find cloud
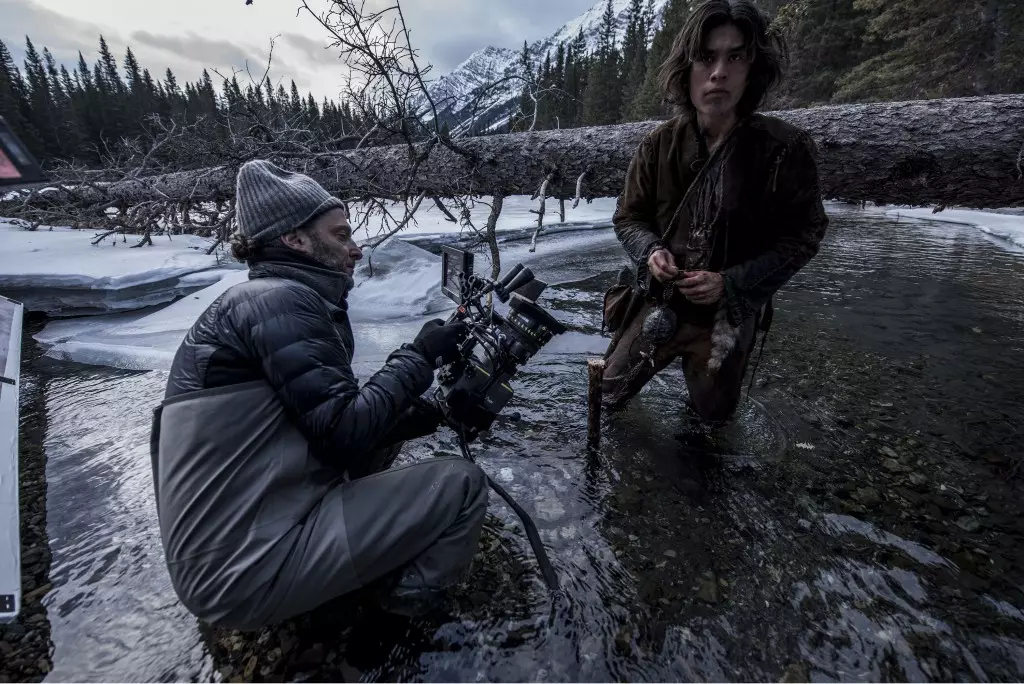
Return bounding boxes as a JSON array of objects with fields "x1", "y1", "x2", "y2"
[
  {"x1": 0, "y1": 0, "x2": 121, "y2": 64},
  {"x1": 0, "y1": 0, "x2": 602, "y2": 100},
  {"x1": 131, "y1": 31, "x2": 303, "y2": 85},
  {"x1": 280, "y1": 33, "x2": 338, "y2": 66}
]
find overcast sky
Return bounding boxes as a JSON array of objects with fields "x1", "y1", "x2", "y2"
[{"x1": 1, "y1": 0, "x2": 597, "y2": 100}]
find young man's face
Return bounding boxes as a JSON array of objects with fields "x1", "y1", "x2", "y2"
[
  {"x1": 688, "y1": 22, "x2": 751, "y2": 123},
  {"x1": 285, "y1": 207, "x2": 363, "y2": 276}
]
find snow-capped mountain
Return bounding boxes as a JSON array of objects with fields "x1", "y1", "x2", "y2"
[{"x1": 422, "y1": 0, "x2": 669, "y2": 136}]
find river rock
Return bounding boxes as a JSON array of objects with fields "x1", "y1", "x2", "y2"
[
  {"x1": 780, "y1": 662, "x2": 810, "y2": 683},
  {"x1": 697, "y1": 573, "x2": 720, "y2": 604},
  {"x1": 853, "y1": 487, "x2": 882, "y2": 506},
  {"x1": 882, "y1": 458, "x2": 911, "y2": 474},
  {"x1": 880, "y1": 446, "x2": 900, "y2": 459},
  {"x1": 295, "y1": 643, "x2": 326, "y2": 669},
  {"x1": 956, "y1": 516, "x2": 981, "y2": 533}
]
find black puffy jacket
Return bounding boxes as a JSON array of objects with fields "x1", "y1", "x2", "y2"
[{"x1": 165, "y1": 247, "x2": 436, "y2": 473}]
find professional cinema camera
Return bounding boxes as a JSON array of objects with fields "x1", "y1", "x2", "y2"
[
  {"x1": 432, "y1": 245, "x2": 567, "y2": 439},
  {"x1": 429, "y1": 245, "x2": 566, "y2": 591}
]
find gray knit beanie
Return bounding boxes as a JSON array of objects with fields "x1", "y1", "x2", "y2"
[{"x1": 234, "y1": 160, "x2": 346, "y2": 246}]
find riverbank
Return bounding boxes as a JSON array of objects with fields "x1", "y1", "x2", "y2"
[{"x1": 0, "y1": 314, "x2": 53, "y2": 683}]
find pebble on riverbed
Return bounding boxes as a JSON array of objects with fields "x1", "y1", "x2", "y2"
[{"x1": 0, "y1": 334, "x2": 54, "y2": 684}]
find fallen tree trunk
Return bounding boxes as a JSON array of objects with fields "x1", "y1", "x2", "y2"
[{"x1": 7, "y1": 95, "x2": 1024, "y2": 211}]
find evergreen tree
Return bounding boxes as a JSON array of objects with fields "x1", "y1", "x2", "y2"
[
  {"x1": 834, "y1": 0, "x2": 1013, "y2": 101},
  {"x1": 619, "y1": 0, "x2": 650, "y2": 121},
  {"x1": 628, "y1": 0, "x2": 690, "y2": 120},
  {"x1": 511, "y1": 40, "x2": 536, "y2": 131},
  {"x1": 582, "y1": 0, "x2": 623, "y2": 125},
  {"x1": 289, "y1": 80, "x2": 303, "y2": 118},
  {"x1": 773, "y1": 0, "x2": 878, "y2": 106},
  {"x1": 98, "y1": 36, "x2": 123, "y2": 94},
  {"x1": 566, "y1": 28, "x2": 589, "y2": 127},
  {"x1": 22, "y1": 37, "x2": 61, "y2": 158},
  {"x1": 0, "y1": 38, "x2": 39, "y2": 154}
]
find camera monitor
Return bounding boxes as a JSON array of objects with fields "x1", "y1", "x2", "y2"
[
  {"x1": 0, "y1": 117, "x2": 48, "y2": 191},
  {"x1": 441, "y1": 245, "x2": 474, "y2": 304}
]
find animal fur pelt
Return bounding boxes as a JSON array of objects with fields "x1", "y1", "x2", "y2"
[{"x1": 707, "y1": 304, "x2": 741, "y2": 374}]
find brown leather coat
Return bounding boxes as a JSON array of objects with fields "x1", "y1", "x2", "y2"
[{"x1": 608, "y1": 112, "x2": 829, "y2": 330}]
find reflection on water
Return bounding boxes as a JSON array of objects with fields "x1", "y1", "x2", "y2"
[
  {"x1": 27, "y1": 208, "x2": 1024, "y2": 681},
  {"x1": 39, "y1": 368, "x2": 212, "y2": 682}
]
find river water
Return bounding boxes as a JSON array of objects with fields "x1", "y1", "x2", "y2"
[{"x1": 20, "y1": 206, "x2": 1024, "y2": 682}]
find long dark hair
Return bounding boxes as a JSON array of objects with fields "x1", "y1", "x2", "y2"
[{"x1": 657, "y1": 0, "x2": 789, "y2": 117}]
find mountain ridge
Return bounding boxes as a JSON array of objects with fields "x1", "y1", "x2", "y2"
[{"x1": 422, "y1": 0, "x2": 669, "y2": 135}]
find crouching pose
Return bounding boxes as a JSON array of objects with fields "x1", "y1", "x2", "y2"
[
  {"x1": 150, "y1": 160, "x2": 487, "y2": 630},
  {"x1": 602, "y1": 0, "x2": 828, "y2": 423}
]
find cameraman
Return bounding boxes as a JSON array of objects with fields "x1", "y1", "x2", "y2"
[{"x1": 150, "y1": 160, "x2": 488, "y2": 631}]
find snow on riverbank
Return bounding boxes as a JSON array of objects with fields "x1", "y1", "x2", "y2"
[
  {"x1": 35, "y1": 239, "x2": 452, "y2": 371},
  {"x1": 880, "y1": 207, "x2": 1024, "y2": 252},
  {"x1": 352, "y1": 195, "x2": 618, "y2": 238},
  {"x1": 0, "y1": 221, "x2": 241, "y2": 316}
]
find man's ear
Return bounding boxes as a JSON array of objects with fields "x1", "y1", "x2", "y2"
[{"x1": 279, "y1": 231, "x2": 305, "y2": 250}]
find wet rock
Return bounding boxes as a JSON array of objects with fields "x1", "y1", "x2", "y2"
[
  {"x1": 614, "y1": 628, "x2": 632, "y2": 656},
  {"x1": 295, "y1": 643, "x2": 326, "y2": 669},
  {"x1": 697, "y1": 573, "x2": 720, "y2": 604},
  {"x1": 933, "y1": 492, "x2": 966, "y2": 512},
  {"x1": 852, "y1": 487, "x2": 882, "y2": 506},
  {"x1": 243, "y1": 655, "x2": 258, "y2": 681},
  {"x1": 909, "y1": 472, "x2": 928, "y2": 487},
  {"x1": 956, "y1": 516, "x2": 981, "y2": 533},
  {"x1": 780, "y1": 662, "x2": 810, "y2": 682},
  {"x1": 26, "y1": 613, "x2": 45, "y2": 624},
  {"x1": 339, "y1": 662, "x2": 363, "y2": 681},
  {"x1": 2, "y1": 624, "x2": 25, "y2": 640},
  {"x1": 797, "y1": 518, "x2": 812, "y2": 532},
  {"x1": 22, "y1": 584, "x2": 50, "y2": 603},
  {"x1": 882, "y1": 458, "x2": 911, "y2": 474},
  {"x1": 663, "y1": 550, "x2": 677, "y2": 559},
  {"x1": 879, "y1": 446, "x2": 901, "y2": 460}
]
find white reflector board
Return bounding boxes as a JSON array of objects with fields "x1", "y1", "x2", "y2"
[{"x1": 0, "y1": 295, "x2": 23, "y2": 622}]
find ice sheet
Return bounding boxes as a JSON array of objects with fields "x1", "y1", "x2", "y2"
[
  {"x1": 34, "y1": 227, "x2": 617, "y2": 373},
  {"x1": 881, "y1": 207, "x2": 1024, "y2": 252},
  {"x1": 36, "y1": 239, "x2": 454, "y2": 371},
  {"x1": 0, "y1": 221, "x2": 242, "y2": 315}
]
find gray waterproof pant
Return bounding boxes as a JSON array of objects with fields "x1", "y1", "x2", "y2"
[
  {"x1": 246, "y1": 456, "x2": 489, "y2": 628},
  {"x1": 154, "y1": 380, "x2": 490, "y2": 631}
]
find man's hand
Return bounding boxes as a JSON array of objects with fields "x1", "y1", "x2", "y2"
[
  {"x1": 647, "y1": 248, "x2": 679, "y2": 283},
  {"x1": 678, "y1": 271, "x2": 725, "y2": 305},
  {"x1": 412, "y1": 318, "x2": 469, "y2": 368}
]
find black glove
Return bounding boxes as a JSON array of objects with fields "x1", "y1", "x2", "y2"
[
  {"x1": 412, "y1": 318, "x2": 469, "y2": 368},
  {"x1": 375, "y1": 397, "x2": 444, "y2": 449}
]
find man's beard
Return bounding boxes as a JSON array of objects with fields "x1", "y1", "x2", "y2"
[{"x1": 307, "y1": 232, "x2": 350, "y2": 273}]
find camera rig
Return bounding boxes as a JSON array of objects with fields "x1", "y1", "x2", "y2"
[
  {"x1": 434, "y1": 246, "x2": 567, "y2": 439},
  {"x1": 432, "y1": 245, "x2": 567, "y2": 591}
]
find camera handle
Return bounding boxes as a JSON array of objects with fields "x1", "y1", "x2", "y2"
[{"x1": 456, "y1": 429, "x2": 561, "y2": 592}]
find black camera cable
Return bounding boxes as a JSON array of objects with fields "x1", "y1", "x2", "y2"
[{"x1": 456, "y1": 428, "x2": 560, "y2": 592}]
